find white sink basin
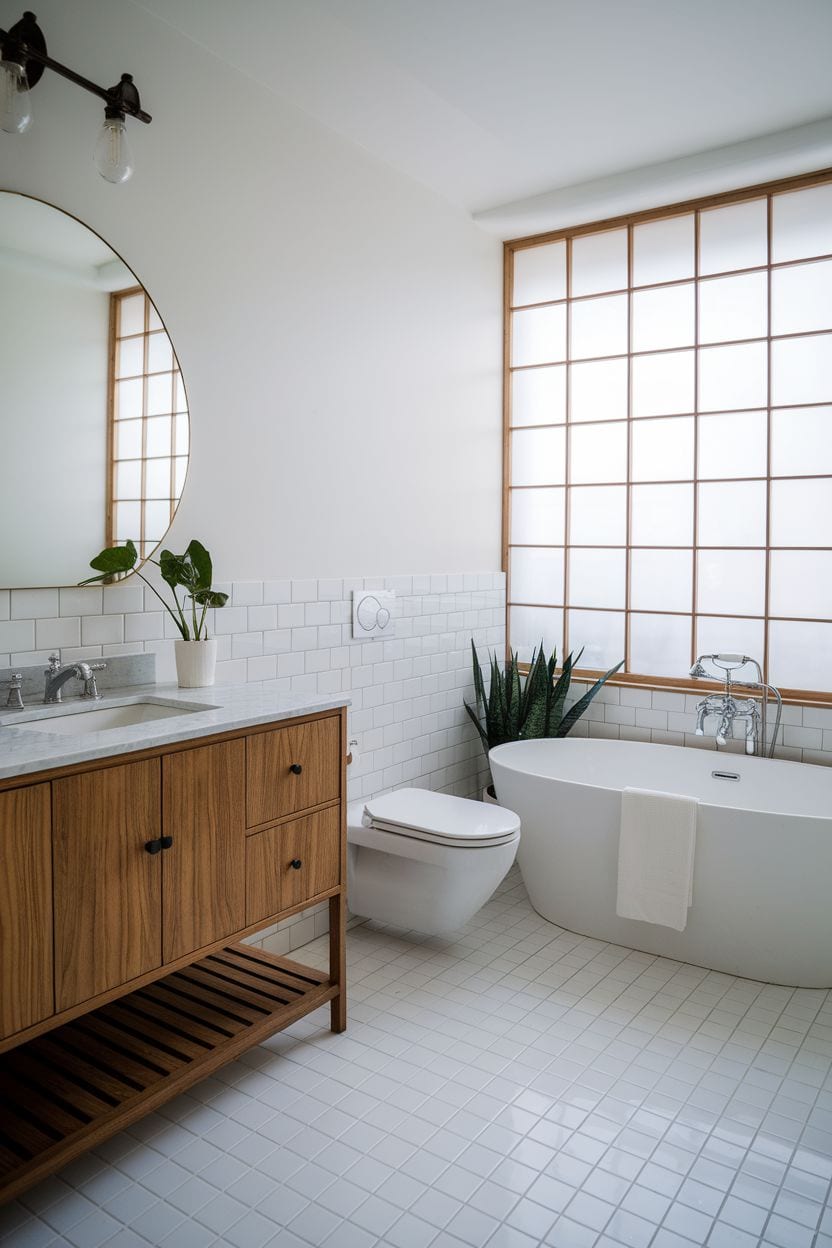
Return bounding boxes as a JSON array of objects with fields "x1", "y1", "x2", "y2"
[{"x1": 11, "y1": 700, "x2": 213, "y2": 735}]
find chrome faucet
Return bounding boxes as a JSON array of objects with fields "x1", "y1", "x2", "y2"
[
  {"x1": 690, "y1": 653, "x2": 782, "y2": 758},
  {"x1": 43, "y1": 654, "x2": 107, "y2": 704}
]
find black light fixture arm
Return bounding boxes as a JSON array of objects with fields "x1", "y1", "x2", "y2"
[{"x1": 0, "y1": 11, "x2": 151, "y2": 123}]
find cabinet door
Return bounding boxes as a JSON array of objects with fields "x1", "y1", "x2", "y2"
[
  {"x1": 246, "y1": 805, "x2": 341, "y2": 925},
  {"x1": 162, "y1": 739, "x2": 245, "y2": 963},
  {"x1": 53, "y1": 760, "x2": 161, "y2": 1011},
  {"x1": 246, "y1": 716, "x2": 341, "y2": 826},
  {"x1": 0, "y1": 784, "x2": 52, "y2": 1039}
]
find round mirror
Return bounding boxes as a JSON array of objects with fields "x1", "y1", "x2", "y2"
[{"x1": 0, "y1": 192, "x2": 189, "y2": 589}]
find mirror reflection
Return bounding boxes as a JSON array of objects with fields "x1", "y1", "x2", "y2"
[{"x1": 0, "y1": 192, "x2": 189, "y2": 588}]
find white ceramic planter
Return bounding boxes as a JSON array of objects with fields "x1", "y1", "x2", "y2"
[
  {"x1": 175, "y1": 639, "x2": 217, "y2": 688},
  {"x1": 482, "y1": 784, "x2": 499, "y2": 805}
]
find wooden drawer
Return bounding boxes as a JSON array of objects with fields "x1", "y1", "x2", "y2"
[
  {"x1": 246, "y1": 806, "x2": 341, "y2": 924},
  {"x1": 246, "y1": 715, "x2": 340, "y2": 826},
  {"x1": 0, "y1": 785, "x2": 53, "y2": 1039}
]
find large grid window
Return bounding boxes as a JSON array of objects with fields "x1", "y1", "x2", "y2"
[
  {"x1": 108, "y1": 288, "x2": 189, "y2": 559},
  {"x1": 505, "y1": 172, "x2": 832, "y2": 699}
]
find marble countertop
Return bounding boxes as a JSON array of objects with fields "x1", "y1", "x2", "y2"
[{"x1": 0, "y1": 683, "x2": 349, "y2": 781}]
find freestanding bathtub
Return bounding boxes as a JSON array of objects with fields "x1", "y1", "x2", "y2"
[{"x1": 490, "y1": 737, "x2": 832, "y2": 987}]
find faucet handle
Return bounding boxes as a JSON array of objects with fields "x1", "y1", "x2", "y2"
[
  {"x1": 5, "y1": 673, "x2": 24, "y2": 710},
  {"x1": 89, "y1": 662, "x2": 107, "y2": 672},
  {"x1": 46, "y1": 652, "x2": 61, "y2": 673}
]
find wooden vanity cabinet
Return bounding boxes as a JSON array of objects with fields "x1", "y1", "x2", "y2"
[
  {"x1": 0, "y1": 707, "x2": 347, "y2": 1204},
  {"x1": 0, "y1": 785, "x2": 52, "y2": 1039}
]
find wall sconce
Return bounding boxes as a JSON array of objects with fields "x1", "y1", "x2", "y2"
[{"x1": 0, "y1": 10, "x2": 152, "y2": 183}]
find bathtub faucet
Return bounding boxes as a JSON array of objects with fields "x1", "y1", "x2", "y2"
[{"x1": 690, "y1": 653, "x2": 781, "y2": 758}]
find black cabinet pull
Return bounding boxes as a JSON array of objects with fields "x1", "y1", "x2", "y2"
[
  {"x1": 160, "y1": 835, "x2": 173, "y2": 850},
  {"x1": 290, "y1": 859, "x2": 302, "y2": 870},
  {"x1": 290, "y1": 763, "x2": 303, "y2": 775},
  {"x1": 144, "y1": 838, "x2": 162, "y2": 855}
]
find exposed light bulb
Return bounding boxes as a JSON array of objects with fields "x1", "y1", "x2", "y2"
[
  {"x1": 0, "y1": 58, "x2": 32, "y2": 134},
  {"x1": 94, "y1": 113, "x2": 134, "y2": 184}
]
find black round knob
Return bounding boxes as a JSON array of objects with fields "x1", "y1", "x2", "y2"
[
  {"x1": 144, "y1": 838, "x2": 162, "y2": 855},
  {"x1": 290, "y1": 763, "x2": 303, "y2": 775},
  {"x1": 290, "y1": 859, "x2": 302, "y2": 870},
  {"x1": 160, "y1": 835, "x2": 173, "y2": 850}
]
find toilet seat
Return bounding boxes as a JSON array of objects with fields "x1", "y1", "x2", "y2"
[{"x1": 361, "y1": 789, "x2": 520, "y2": 848}]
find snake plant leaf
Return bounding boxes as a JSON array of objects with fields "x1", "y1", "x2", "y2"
[
  {"x1": 471, "y1": 640, "x2": 488, "y2": 717},
  {"x1": 464, "y1": 698, "x2": 491, "y2": 752},
  {"x1": 519, "y1": 645, "x2": 550, "y2": 739},
  {"x1": 505, "y1": 649, "x2": 522, "y2": 740},
  {"x1": 558, "y1": 659, "x2": 625, "y2": 735},
  {"x1": 547, "y1": 649, "x2": 578, "y2": 735}
]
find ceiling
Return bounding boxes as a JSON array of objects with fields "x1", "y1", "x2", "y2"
[{"x1": 136, "y1": 0, "x2": 832, "y2": 216}]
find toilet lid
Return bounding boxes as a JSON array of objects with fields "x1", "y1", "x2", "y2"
[{"x1": 363, "y1": 789, "x2": 520, "y2": 848}]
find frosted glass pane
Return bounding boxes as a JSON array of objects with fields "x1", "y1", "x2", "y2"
[
  {"x1": 145, "y1": 416, "x2": 172, "y2": 459},
  {"x1": 511, "y1": 427, "x2": 566, "y2": 486},
  {"x1": 570, "y1": 358, "x2": 628, "y2": 422},
  {"x1": 697, "y1": 550, "x2": 766, "y2": 616},
  {"x1": 114, "y1": 501, "x2": 140, "y2": 543},
  {"x1": 631, "y1": 416, "x2": 694, "y2": 482},
  {"x1": 114, "y1": 460, "x2": 141, "y2": 500},
  {"x1": 144, "y1": 501, "x2": 171, "y2": 542},
  {"x1": 698, "y1": 342, "x2": 767, "y2": 412},
  {"x1": 633, "y1": 214, "x2": 694, "y2": 286},
  {"x1": 698, "y1": 410, "x2": 767, "y2": 479},
  {"x1": 568, "y1": 549, "x2": 626, "y2": 609},
  {"x1": 174, "y1": 413, "x2": 190, "y2": 456},
  {"x1": 632, "y1": 350, "x2": 694, "y2": 417},
  {"x1": 769, "y1": 619, "x2": 832, "y2": 690},
  {"x1": 115, "y1": 378, "x2": 142, "y2": 421},
  {"x1": 569, "y1": 422, "x2": 628, "y2": 484},
  {"x1": 770, "y1": 479, "x2": 832, "y2": 546},
  {"x1": 567, "y1": 609, "x2": 625, "y2": 669},
  {"x1": 510, "y1": 488, "x2": 565, "y2": 545},
  {"x1": 511, "y1": 366, "x2": 566, "y2": 426},
  {"x1": 770, "y1": 551, "x2": 832, "y2": 619},
  {"x1": 629, "y1": 614, "x2": 691, "y2": 678},
  {"x1": 771, "y1": 259, "x2": 832, "y2": 336},
  {"x1": 771, "y1": 333, "x2": 832, "y2": 406},
  {"x1": 699, "y1": 198, "x2": 767, "y2": 276},
  {"x1": 175, "y1": 373, "x2": 187, "y2": 414},
  {"x1": 147, "y1": 303, "x2": 163, "y2": 332},
  {"x1": 118, "y1": 292, "x2": 145, "y2": 336},
  {"x1": 569, "y1": 485, "x2": 627, "y2": 545},
  {"x1": 772, "y1": 183, "x2": 832, "y2": 264},
  {"x1": 696, "y1": 616, "x2": 764, "y2": 665},
  {"x1": 698, "y1": 481, "x2": 766, "y2": 547},
  {"x1": 117, "y1": 336, "x2": 143, "y2": 377},
  {"x1": 510, "y1": 606, "x2": 563, "y2": 664},
  {"x1": 570, "y1": 294, "x2": 627, "y2": 359},
  {"x1": 512, "y1": 305, "x2": 566, "y2": 367},
  {"x1": 510, "y1": 547, "x2": 564, "y2": 605},
  {"x1": 147, "y1": 373, "x2": 174, "y2": 417},
  {"x1": 115, "y1": 419, "x2": 142, "y2": 459},
  {"x1": 631, "y1": 284, "x2": 694, "y2": 352},
  {"x1": 699, "y1": 272, "x2": 767, "y2": 344},
  {"x1": 145, "y1": 457, "x2": 171, "y2": 500},
  {"x1": 630, "y1": 549, "x2": 692, "y2": 612},
  {"x1": 631, "y1": 484, "x2": 693, "y2": 546},
  {"x1": 771, "y1": 406, "x2": 832, "y2": 476},
  {"x1": 512, "y1": 241, "x2": 566, "y2": 306},
  {"x1": 572, "y1": 229, "x2": 627, "y2": 296},
  {"x1": 174, "y1": 457, "x2": 187, "y2": 496},
  {"x1": 147, "y1": 332, "x2": 173, "y2": 373}
]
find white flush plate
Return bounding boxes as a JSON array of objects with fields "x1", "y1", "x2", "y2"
[{"x1": 352, "y1": 590, "x2": 395, "y2": 639}]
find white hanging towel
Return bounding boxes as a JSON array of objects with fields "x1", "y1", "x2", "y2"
[{"x1": 616, "y1": 787, "x2": 697, "y2": 932}]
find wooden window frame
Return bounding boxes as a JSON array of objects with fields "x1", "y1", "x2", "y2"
[
  {"x1": 503, "y1": 165, "x2": 832, "y2": 706},
  {"x1": 107, "y1": 288, "x2": 189, "y2": 562}
]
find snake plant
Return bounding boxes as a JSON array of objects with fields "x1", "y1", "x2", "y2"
[{"x1": 465, "y1": 641, "x2": 623, "y2": 757}]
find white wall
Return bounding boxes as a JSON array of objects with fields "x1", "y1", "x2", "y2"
[
  {"x1": 0, "y1": 0, "x2": 502, "y2": 581},
  {"x1": 0, "y1": 259, "x2": 109, "y2": 585}
]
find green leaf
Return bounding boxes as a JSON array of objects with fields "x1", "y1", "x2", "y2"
[
  {"x1": 520, "y1": 645, "x2": 550, "y2": 739},
  {"x1": 159, "y1": 549, "x2": 187, "y2": 591},
  {"x1": 464, "y1": 699, "x2": 491, "y2": 753},
  {"x1": 192, "y1": 589, "x2": 228, "y2": 609},
  {"x1": 79, "y1": 540, "x2": 138, "y2": 584},
  {"x1": 186, "y1": 539, "x2": 212, "y2": 591},
  {"x1": 558, "y1": 659, "x2": 624, "y2": 736}
]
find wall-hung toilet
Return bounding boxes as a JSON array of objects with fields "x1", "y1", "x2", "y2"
[{"x1": 347, "y1": 789, "x2": 521, "y2": 935}]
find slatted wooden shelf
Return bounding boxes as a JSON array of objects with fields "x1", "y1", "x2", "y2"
[{"x1": 0, "y1": 944, "x2": 335, "y2": 1204}]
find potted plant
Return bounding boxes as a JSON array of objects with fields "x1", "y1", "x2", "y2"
[
  {"x1": 465, "y1": 642, "x2": 623, "y2": 801},
  {"x1": 82, "y1": 539, "x2": 228, "y2": 688}
]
